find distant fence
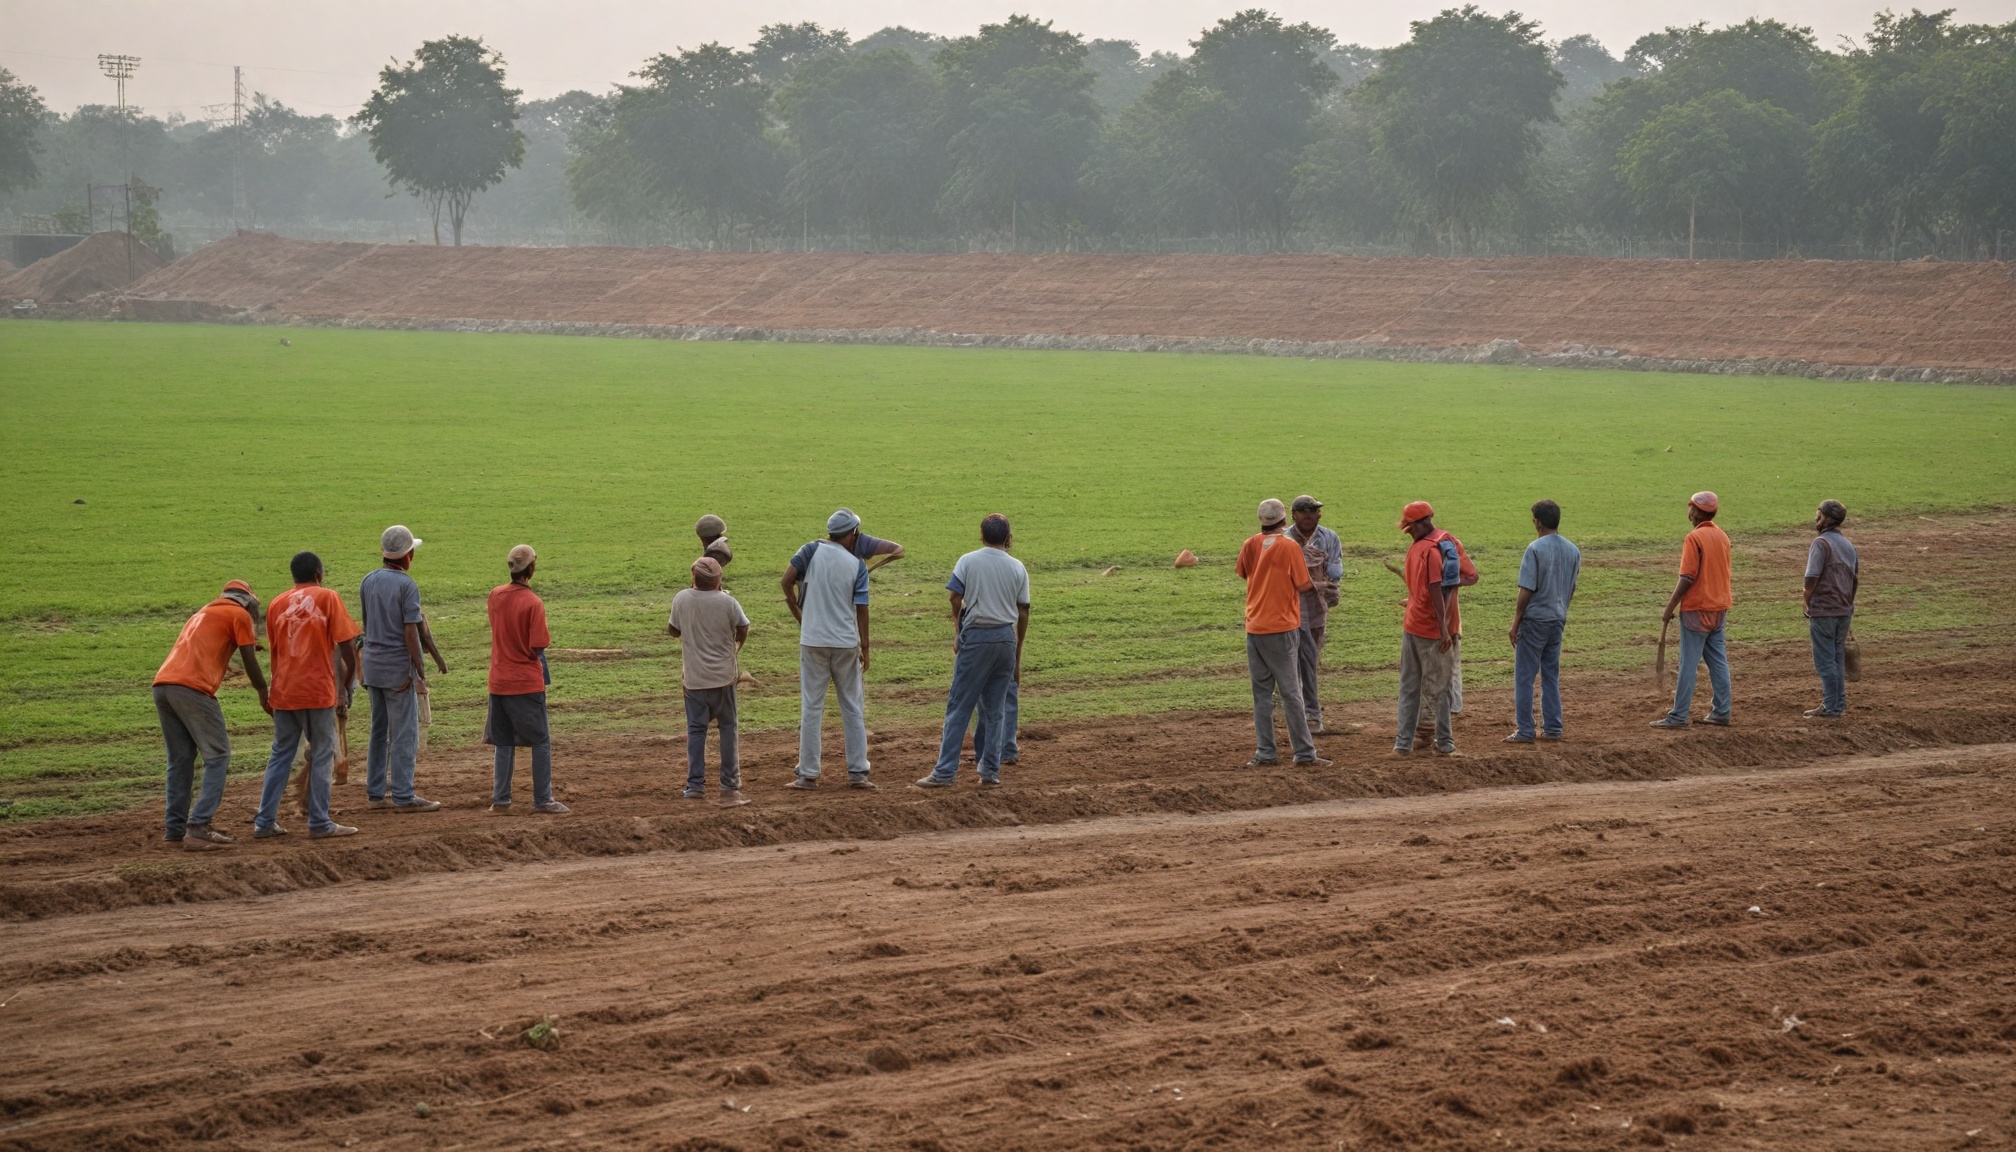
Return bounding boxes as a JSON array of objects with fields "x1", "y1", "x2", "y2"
[{"x1": 150, "y1": 216, "x2": 2011, "y2": 263}]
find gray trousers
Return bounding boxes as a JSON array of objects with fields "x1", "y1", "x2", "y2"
[
  {"x1": 1247, "y1": 630, "x2": 1316, "y2": 762},
  {"x1": 1396, "y1": 633, "x2": 1455, "y2": 752},
  {"x1": 1296, "y1": 620, "x2": 1325, "y2": 726},
  {"x1": 684, "y1": 685, "x2": 740, "y2": 790},
  {"x1": 797, "y1": 645, "x2": 869, "y2": 779},
  {"x1": 154, "y1": 684, "x2": 232, "y2": 838}
]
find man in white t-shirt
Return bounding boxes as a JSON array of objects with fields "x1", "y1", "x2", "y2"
[
  {"x1": 780, "y1": 508, "x2": 875, "y2": 789},
  {"x1": 917, "y1": 515, "x2": 1030, "y2": 788},
  {"x1": 669, "y1": 556, "x2": 751, "y2": 806}
]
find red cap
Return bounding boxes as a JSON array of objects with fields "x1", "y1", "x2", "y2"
[
  {"x1": 1689, "y1": 491, "x2": 1719, "y2": 513},
  {"x1": 1398, "y1": 500, "x2": 1435, "y2": 528}
]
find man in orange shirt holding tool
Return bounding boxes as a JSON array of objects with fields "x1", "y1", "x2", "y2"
[
  {"x1": 1235, "y1": 499, "x2": 1331, "y2": 768},
  {"x1": 1652, "y1": 491, "x2": 1735, "y2": 728},
  {"x1": 1394, "y1": 501, "x2": 1473, "y2": 756},
  {"x1": 254, "y1": 552, "x2": 364, "y2": 839},
  {"x1": 152, "y1": 579, "x2": 270, "y2": 851}
]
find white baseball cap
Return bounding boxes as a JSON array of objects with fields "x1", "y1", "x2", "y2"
[{"x1": 380, "y1": 524, "x2": 421, "y2": 558}]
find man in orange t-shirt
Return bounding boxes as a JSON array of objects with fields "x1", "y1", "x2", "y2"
[
  {"x1": 1653, "y1": 491, "x2": 1734, "y2": 728},
  {"x1": 254, "y1": 551, "x2": 363, "y2": 839},
  {"x1": 1395, "y1": 501, "x2": 1467, "y2": 755},
  {"x1": 152, "y1": 579, "x2": 270, "y2": 850},
  {"x1": 1235, "y1": 499, "x2": 1329, "y2": 768},
  {"x1": 486, "y1": 544, "x2": 568, "y2": 815}
]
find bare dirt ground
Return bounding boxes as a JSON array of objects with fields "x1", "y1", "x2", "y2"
[
  {"x1": 107, "y1": 232, "x2": 2016, "y2": 371},
  {"x1": 2, "y1": 734, "x2": 2011, "y2": 1152}
]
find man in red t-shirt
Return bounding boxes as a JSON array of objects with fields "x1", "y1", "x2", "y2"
[
  {"x1": 486, "y1": 545, "x2": 567, "y2": 814},
  {"x1": 1394, "y1": 501, "x2": 1467, "y2": 756},
  {"x1": 152, "y1": 579, "x2": 270, "y2": 850},
  {"x1": 255, "y1": 552, "x2": 363, "y2": 839},
  {"x1": 1235, "y1": 499, "x2": 1330, "y2": 768},
  {"x1": 1653, "y1": 491, "x2": 1735, "y2": 728}
]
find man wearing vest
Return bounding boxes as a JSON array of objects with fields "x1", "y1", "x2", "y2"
[
  {"x1": 1803, "y1": 499, "x2": 1859, "y2": 718},
  {"x1": 781, "y1": 508, "x2": 877, "y2": 790},
  {"x1": 1395, "y1": 501, "x2": 1473, "y2": 756},
  {"x1": 152, "y1": 580, "x2": 270, "y2": 850},
  {"x1": 1236, "y1": 499, "x2": 1331, "y2": 768},
  {"x1": 1286, "y1": 495, "x2": 1344, "y2": 734},
  {"x1": 1653, "y1": 491, "x2": 1734, "y2": 728}
]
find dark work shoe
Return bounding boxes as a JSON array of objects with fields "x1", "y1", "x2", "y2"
[
  {"x1": 1701, "y1": 716, "x2": 1732, "y2": 727},
  {"x1": 366, "y1": 798, "x2": 394, "y2": 810},
  {"x1": 717, "y1": 789, "x2": 750, "y2": 808},
  {"x1": 848, "y1": 777, "x2": 878, "y2": 791},
  {"x1": 1649, "y1": 717, "x2": 1689, "y2": 729},
  {"x1": 1294, "y1": 756, "x2": 1334, "y2": 768},
  {"x1": 913, "y1": 776, "x2": 953, "y2": 789},
  {"x1": 253, "y1": 824, "x2": 288, "y2": 839},
  {"x1": 1802, "y1": 708, "x2": 1843, "y2": 719},
  {"x1": 785, "y1": 777, "x2": 819, "y2": 790},
  {"x1": 533, "y1": 801, "x2": 571, "y2": 815},
  {"x1": 1244, "y1": 756, "x2": 1281, "y2": 768},
  {"x1": 393, "y1": 797, "x2": 442, "y2": 812},
  {"x1": 682, "y1": 788, "x2": 706, "y2": 800},
  {"x1": 1541, "y1": 732, "x2": 1564, "y2": 741},
  {"x1": 979, "y1": 778, "x2": 1002, "y2": 788},
  {"x1": 186, "y1": 824, "x2": 235, "y2": 845},
  {"x1": 1504, "y1": 733, "x2": 1536, "y2": 744},
  {"x1": 309, "y1": 823, "x2": 359, "y2": 839}
]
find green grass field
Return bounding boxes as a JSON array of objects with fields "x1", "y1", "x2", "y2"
[{"x1": 4, "y1": 320, "x2": 2014, "y2": 818}]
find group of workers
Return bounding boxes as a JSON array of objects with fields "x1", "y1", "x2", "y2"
[{"x1": 149, "y1": 492, "x2": 1861, "y2": 849}]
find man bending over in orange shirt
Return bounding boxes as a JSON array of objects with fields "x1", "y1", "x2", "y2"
[{"x1": 152, "y1": 580, "x2": 270, "y2": 850}]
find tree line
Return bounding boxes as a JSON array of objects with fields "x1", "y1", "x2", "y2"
[{"x1": 2, "y1": 7, "x2": 2013, "y2": 260}]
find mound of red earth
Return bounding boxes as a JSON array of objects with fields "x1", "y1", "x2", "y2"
[
  {"x1": 112, "y1": 231, "x2": 2016, "y2": 371},
  {"x1": 0, "y1": 231, "x2": 165, "y2": 304}
]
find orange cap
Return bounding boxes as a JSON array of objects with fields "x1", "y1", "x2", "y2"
[
  {"x1": 1398, "y1": 500, "x2": 1435, "y2": 528},
  {"x1": 221, "y1": 579, "x2": 253, "y2": 595},
  {"x1": 1689, "y1": 491, "x2": 1719, "y2": 513}
]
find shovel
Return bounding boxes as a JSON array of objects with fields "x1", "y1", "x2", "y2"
[{"x1": 1655, "y1": 619, "x2": 1672, "y2": 695}]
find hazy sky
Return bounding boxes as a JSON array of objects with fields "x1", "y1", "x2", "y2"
[{"x1": 7, "y1": 0, "x2": 2015, "y2": 120}]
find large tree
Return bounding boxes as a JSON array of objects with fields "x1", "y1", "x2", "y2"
[
  {"x1": 1934, "y1": 30, "x2": 2016, "y2": 258},
  {"x1": 1183, "y1": 9, "x2": 1338, "y2": 244},
  {"x1": 352, "y1": 36, "x2": 525, "y2": 245},
  {"x1": 778, "y1": 48, "x2": 944, "y2": 244},
  {"x1": 593, "y1": 44, "x2": 781, "y2": 243},
  {"x1": 0, "y1": 68, "x2": 47, "y2": 196},
  {"x1": 750, "y1": 23, "x2": 851, "y2": 88},
  {"x1": 1356, "y1": 6, "x2": 1563, "y2": 250},
  {"x1": 936, "y1": 16, "x2": 1101, "y2": 246},
  {"x1": 1620, "y1": 88, "x2": 1807, "y2": 257}
]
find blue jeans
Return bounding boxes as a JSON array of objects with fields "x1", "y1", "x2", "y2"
[
  {"x1": 973, "y1": 678, "x2": 1019, "y2": 763},
  {"x1": 493, "y1": 742, "x2": 554, "y2": 807},
  {"x1": 930, "y1": 629, "x2": 1018, "y2": 783},
  {"x1": 1667, "y1": 622, "x2": 1731, "y2": 723},
  {"x1": 797, "y1": 646, "x2": 869, "y2": 779},
  {"x1": 684, "y1": 685, "x2": 740, "y2": 790},
  {"x1": 256, "y1": 707, "x2": 337, "y2": 833},
  {"x1": 154, "y1": 684, "x2": 232, "y2": 838},
  {"x1": 1513, "y1": 618, "x2": 1566, "y2": 739},
  {"x1": 366, "y1": 682, "x2": 420, "y2": 803},
  {"x1": 1809, "y1": 615, "x2": 1850, "y2": 714}
]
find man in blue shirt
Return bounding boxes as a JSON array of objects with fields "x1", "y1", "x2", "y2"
[
  {"x1": 359, "y1": 525, "x2": 442, "y2": 811},
  {"x1": 918, "y1": 515, "x2": 1030, "y2": 788},
  {"x1": 1506, "y1": 500, "x2": 1580, "y2": 743},
  {"x1": 780, "y1": 509, "x2": 879, "y2": 790},
  {"x1": 1287, "y1": 495, "x2": 1344, "y2": 734}
]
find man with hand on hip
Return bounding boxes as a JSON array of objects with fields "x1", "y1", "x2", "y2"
[
  {"x1": 359, "y1": 524, "x2": 441, "y2": 812},
  {"x1": 918, "y1": 514, "x2": 1030, "y2": 789},
  {"x1": 781, "y1": 508, "x2": 876, "y2": 790}
]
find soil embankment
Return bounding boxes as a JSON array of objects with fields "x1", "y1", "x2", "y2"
[
  {"x1": 99, "y1": 232, "x2": 2016, "y2": 378},
  {"x1": 0, "y1": 231, "x2": 165, "y2": 304}
]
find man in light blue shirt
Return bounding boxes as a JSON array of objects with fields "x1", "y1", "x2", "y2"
[
  {"x1": 1507, "y1": 499, "x2": 1580, "y2": 743},
  {"x1": 780, "y1": 508, "x2": 875, "y2": 789},
  {"x1": 359, "y1": 524, "x2": 442, "y2": 811},
  {"x1": 918, "y1": 515, "x2": 1030, "y2": 789}
]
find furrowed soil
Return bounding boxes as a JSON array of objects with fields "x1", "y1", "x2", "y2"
[
  {"x1": 2, "y1": 636, "x2": 2014, "y2": 1151},
  {"x1": 100, "y1": 232, "x2": 2016, "y2": 371}
]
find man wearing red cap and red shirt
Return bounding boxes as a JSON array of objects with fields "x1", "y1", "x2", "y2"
[
  {"x1": 1653, "y1": 491, "x2": 1734, "y2": 728},
  {"x1": 152, "y1": 580, "x2": 271, "y2": 850},
  {"x1": 1394, "y1": 501, "x2": 1474, "y2": 755}
]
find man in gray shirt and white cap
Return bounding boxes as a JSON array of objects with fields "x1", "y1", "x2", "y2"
[
  {"x1": 780, "y1": 508, "x2": 876, "y2": 790},
  {"x1": 359, "y1": 524, "x2": 441, "y2": 812}
]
